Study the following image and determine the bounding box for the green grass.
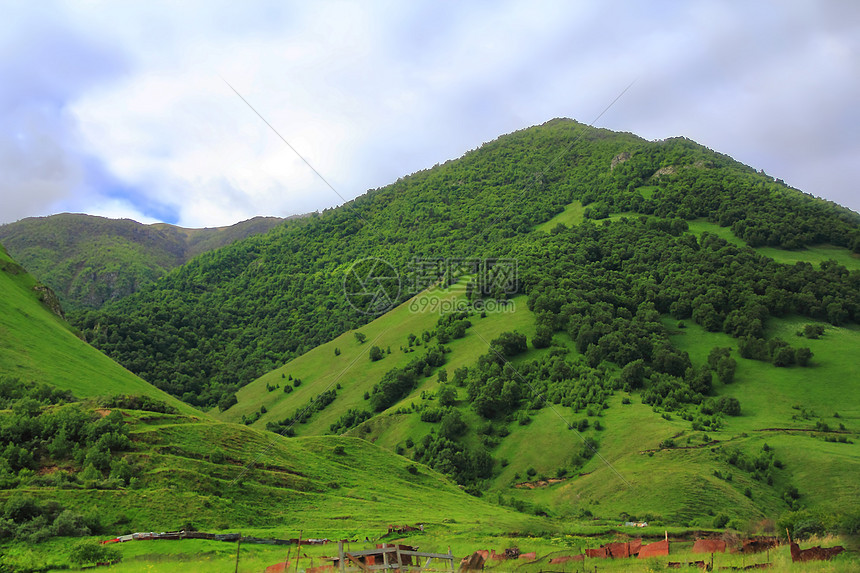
[756,244,860,270]
[0,248,196,414]
[2,406,856,571]
[221,278,860,531]
[535,201,584,231]
[637,185,658,199]
[19,529,856,572]
[686,219,860,270]
[1,407,550,571]
[667,316,860,516]
[219,283,537,436]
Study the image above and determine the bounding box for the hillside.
[0,244,194,414]
[0,382,545,571]
[76,119,860,410]
[0,213,286,310]
[218,264,860,528]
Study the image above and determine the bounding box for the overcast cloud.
[0,0,857,227]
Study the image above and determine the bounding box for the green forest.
[72,120,860,409]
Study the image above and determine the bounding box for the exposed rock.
[610,152,631,170]
[34,283,65,319]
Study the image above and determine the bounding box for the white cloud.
[1,0,858,227]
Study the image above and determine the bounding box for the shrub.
[69,540,120,566]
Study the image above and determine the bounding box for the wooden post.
[383,544,390,570]
[346,553,369,572]
[295,530,303,573]
[283,544,292,573]
[339,541,345,573]
[234,534,242,573]
[448,546,454,572]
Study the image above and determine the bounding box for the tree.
[688,367,713,395]
[773,347,795,367]
[795,347,813,366]
[217,393,237,412]
[531,324,554,349]
[490,331,528,357]
[68,540,120,566]
[439,410,467,440]
[619,359,646,389]
[437,384,456,407]
[716,396,741,416]
[354,332,367,344]
[369,346,384,361]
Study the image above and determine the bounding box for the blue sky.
[1,1,858,227]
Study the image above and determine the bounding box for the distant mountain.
[0,213,288,310]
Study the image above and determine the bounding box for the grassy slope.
[2,409,546,572]
[535,200,585,231]
[686,219,860,271]
[219,283,537,435]
[218,218,860,528]
[667,317,860,515]
[0,246,195,414]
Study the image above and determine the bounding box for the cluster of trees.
[411,432,493,492]
[0,377,144,545]
[1,379,131,477]
[368,346,447,412]
[717,443,795,506]
[435,312,473,343]
[96,394,178,414]
[0,494,104,543]
[738,336,813,366]
[584,137,860,251]
[512,218,858,412]
[265,388,338,435]
[329,408,372,434]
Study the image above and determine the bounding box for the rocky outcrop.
[610,152,631,170]
[34,284,65,319]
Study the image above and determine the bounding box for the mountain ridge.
[0,212,291,310]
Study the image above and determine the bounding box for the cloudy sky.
[1,1,857,228]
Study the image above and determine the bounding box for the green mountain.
[76,119,860,410]
[2,118,860,570]
[0,244,193,414]
[0,213,286,310]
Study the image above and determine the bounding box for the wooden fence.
[337,542,454,572]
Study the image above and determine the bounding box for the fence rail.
[338,542,454,573]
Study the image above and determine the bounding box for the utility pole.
[234,533,242,573]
